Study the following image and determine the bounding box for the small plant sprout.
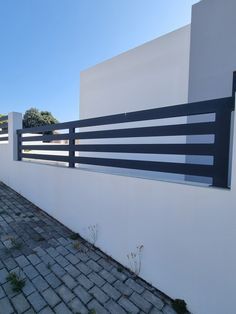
[127,244,144,276]
[10,237,23,250]
[7,272,25,292]
[88,224,98,246]
[172,299,188,314]
[69,232,80,240]
[47,262,52,270]
[73,240,81,250]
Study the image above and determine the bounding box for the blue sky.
[0,0,198,122]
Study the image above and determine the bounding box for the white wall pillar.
[8,112,22,161]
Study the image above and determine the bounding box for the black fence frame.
[0,115,8,142]
[17,96,235,189]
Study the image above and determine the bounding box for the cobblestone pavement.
[0,182,177,314]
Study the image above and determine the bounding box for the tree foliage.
[23,108,58,129]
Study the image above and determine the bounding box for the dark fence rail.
[17,97,235,188]
[0,115,8,142]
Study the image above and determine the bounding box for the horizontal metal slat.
[0,137,8,141]
[0,123,8,129]
[74,156,214,177]
[19,122,216,142]
[17,96,234,134]
[20,143,215,156]
[19,153,214,177]
[20,153,68,163]
[0,130,8,135]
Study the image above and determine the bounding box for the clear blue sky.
[0,0,198,122]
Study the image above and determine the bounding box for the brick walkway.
[0,182,177,314]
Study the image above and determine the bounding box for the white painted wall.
[0,110,235,314]
[188,0,236,102]
[80,25,190,118]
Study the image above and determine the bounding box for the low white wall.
[0,111,236,314]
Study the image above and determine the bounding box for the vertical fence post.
[8,112,23,162]
[69,127,75,168]
[213,106,232,188]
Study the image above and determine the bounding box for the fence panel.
[0,115,8,142]
[17,97,235,188]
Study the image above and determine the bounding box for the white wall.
[188,0,236,102]
[80,25,190,118]
[0,110,236,314]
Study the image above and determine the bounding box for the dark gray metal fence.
[0,115,8,142]
[17,97,235,188]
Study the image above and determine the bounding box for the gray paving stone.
[102,282,121,300]
[105,299,126,314]
[51,263,66,277]
[57,237,69,246]
[22,279,37,296]
[69,297,87,314]
[40,254,55,266]
[61,273,77,289]
[32,275,49,292]
[118,296,139,313]
[36,262,51,276]
[56,254,69,267]
[150,308,163,314]
[64,264,80,278]
[87,250,101,262]
[57,284,75,303]
[46,247,59,258]
[76,262,92,275]
[87,259,102,272]
[3,257,17,271]
[99,269,116,284]
[56,245,69,256]
[23,264,39,279]
[65,253,79,265]
[114,280,133,296]
[89,286,109,304]
[88,299,109,314]
[88,272,106,287]
[27,291,47,312]
[15,255,30,268]
[34,247,46,257]
[54,302,72,314]
[45,273,61,289]
[11,293,30,313]
[27,254,41,266]
[0,297,14,314]
[111,267,127,281]
[130,292,152,312]
[142,290,164,310]
[39,306,54,314]
[73,285,92,304]
[126,278,145,293]
[24,309,36,314]
[0,268,8,284]
[162,305,178,314]
[0,285,5,298]
[98,258,113,271]
[42,287,60,307]
[78,273,94,290]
